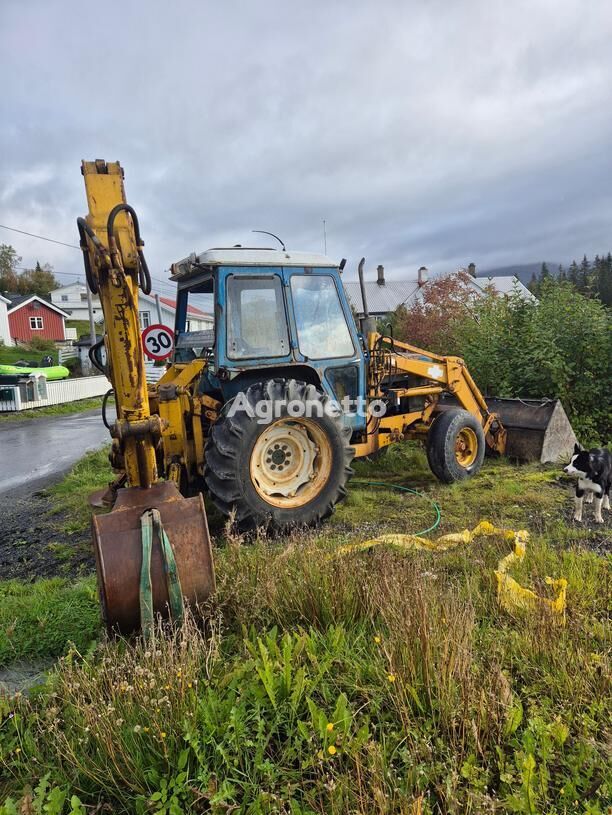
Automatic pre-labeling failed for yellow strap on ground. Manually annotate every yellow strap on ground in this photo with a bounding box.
[335,520,567,621]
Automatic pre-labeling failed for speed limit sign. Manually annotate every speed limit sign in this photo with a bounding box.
[141,323,175,361]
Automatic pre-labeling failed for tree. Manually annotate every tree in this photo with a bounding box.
[528,271,539,295]
[17,261,59,296]
[390,271,476,355]
[455,279,611,444]
[0,244,21,293]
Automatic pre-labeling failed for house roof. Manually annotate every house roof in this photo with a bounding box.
[6,294,70,318]
[473,275,536,300]
[159,296,212,319]
[51,281,87,293]
[342,279,422,315]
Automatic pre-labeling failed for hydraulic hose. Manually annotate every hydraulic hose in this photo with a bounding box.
[107,203,152,294]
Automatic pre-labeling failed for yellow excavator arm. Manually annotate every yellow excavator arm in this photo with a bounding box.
[78,160,214,636]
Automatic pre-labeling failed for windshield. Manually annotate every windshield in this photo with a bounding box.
[226,275,290,359]
[290,275,354,359]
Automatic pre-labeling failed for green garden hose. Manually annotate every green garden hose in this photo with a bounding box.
[351,480,442,537]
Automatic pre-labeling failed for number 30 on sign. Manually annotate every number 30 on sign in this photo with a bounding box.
[141,324,174,361]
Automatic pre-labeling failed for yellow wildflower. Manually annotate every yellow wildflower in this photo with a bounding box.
[327,745,337,755]
[374,635,381,644]
[326,722,334,732]
[387,673,396,683]
[160,731,167,739]
[15,747,21,754]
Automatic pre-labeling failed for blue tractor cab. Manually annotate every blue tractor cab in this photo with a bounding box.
[171,248,368,434]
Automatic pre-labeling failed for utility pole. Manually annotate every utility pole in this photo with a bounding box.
[86,285,97,376]
[155,293,163,324]
[87,286,96,345]
[322,219,327,255]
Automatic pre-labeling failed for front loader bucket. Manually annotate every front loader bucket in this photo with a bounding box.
[487,398,577,463]
[92,481,215,636]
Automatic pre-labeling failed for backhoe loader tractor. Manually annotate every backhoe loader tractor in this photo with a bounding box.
[79,160,577,635]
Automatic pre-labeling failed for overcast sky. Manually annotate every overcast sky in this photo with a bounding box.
[1,0,611,293]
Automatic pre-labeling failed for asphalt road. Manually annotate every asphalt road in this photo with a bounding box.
[0,409,111,496]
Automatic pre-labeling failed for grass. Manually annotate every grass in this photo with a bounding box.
[0,341,59,367]
[0,397,106,422]
[0,443,610,813]
[66,320,101,340]
[0,580,99,668]
[47,447,113,533]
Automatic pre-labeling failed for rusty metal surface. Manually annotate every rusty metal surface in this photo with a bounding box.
[92,481,215,635]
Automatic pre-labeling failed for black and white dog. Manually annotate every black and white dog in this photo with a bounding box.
[563,444,611,524]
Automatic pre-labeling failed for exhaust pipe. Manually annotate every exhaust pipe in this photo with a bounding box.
[358,257,377,339]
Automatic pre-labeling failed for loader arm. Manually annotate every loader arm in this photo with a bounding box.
[78,160,214,636]
[353,331,507,457]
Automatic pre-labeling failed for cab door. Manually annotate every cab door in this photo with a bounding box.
[283,267,367,432]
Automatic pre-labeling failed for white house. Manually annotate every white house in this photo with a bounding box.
[50,282,214,337]
[0,294,13,346]
[138,293,213,332]
[50,281,103,322]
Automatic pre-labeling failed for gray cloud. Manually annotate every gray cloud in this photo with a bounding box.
[1,0,611,290]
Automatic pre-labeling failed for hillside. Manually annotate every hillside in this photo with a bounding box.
[480,262,562,284]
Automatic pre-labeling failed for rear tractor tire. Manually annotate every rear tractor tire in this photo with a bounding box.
[426,409,485,483]
[204,379,354,531]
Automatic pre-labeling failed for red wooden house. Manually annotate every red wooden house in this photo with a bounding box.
[6,295,69,343]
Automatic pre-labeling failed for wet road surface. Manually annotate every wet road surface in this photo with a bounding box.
[0,409,111,496]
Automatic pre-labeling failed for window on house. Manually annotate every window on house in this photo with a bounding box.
[29,316,44,330]
[139,311,151,329]
[80,292,88,302]
[61,295,68,302]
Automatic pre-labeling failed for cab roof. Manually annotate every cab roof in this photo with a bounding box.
[170,247,338,281]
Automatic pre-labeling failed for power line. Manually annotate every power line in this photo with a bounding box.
[2,223,177,293]
[0,223,80,249]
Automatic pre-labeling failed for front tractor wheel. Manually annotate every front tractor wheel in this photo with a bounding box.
[204,379,354,531]
[426,409,485,483]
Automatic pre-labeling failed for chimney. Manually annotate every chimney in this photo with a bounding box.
[468,262,476,277]
[417,266,429,287]
[376,264,385,286]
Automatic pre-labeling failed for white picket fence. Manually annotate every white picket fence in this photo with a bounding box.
[0,375,110,412]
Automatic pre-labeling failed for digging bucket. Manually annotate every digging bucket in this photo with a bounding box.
[487,398,577,463]
[92,481,215,636]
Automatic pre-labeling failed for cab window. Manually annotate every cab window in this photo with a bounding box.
[227,275,290,359]
[290,275,354,359]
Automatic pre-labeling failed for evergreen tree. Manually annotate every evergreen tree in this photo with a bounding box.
[579,254,592,294]
[568,259,580,288]
[596,252,612,306]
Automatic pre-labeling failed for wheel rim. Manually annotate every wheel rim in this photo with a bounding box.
[250,418,332,509]
[455,427,478,467]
